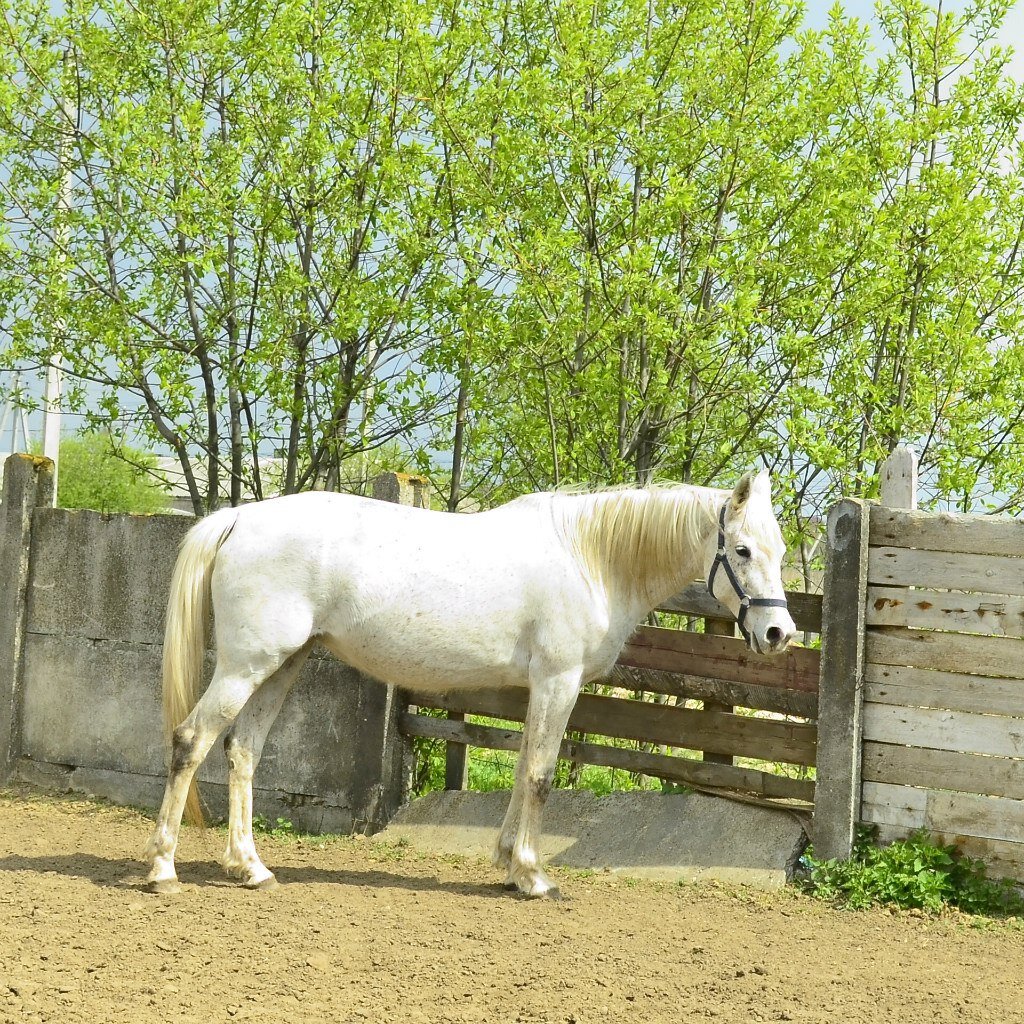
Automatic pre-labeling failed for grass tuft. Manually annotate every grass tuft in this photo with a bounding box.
[800,826,1024,917]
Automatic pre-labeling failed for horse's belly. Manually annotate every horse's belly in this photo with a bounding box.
[317,617,528,692]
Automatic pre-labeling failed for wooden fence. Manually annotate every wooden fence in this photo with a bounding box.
[401,447,1024,881]
[803,446,1024,880]
[401,581,823,809]
[858,503,1024,879]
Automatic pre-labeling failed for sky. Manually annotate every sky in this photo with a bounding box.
[2,0,1024,456]
[807,0,1024,80]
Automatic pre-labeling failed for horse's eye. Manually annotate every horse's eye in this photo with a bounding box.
[736,546,752,559]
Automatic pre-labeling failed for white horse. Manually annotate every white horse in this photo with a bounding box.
[145,469,795,897]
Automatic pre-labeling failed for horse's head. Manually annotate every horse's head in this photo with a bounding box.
[702,470,796,655]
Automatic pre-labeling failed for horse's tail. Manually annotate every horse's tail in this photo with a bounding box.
[162,507,239,828]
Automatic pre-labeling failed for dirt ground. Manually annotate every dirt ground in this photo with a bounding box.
[1,790,1023,1024]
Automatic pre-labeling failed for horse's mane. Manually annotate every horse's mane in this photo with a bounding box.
[550,484,724,603]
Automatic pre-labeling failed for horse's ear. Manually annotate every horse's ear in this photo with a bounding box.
[730,469,770,509]
[730,471,755,509]
[752,468,771,499]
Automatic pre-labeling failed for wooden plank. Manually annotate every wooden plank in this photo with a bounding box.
[866,585,1024,638]
[703,616,736,766]
[400,712,815,803]
[403,686,529,723]
[659,583,823,634]
[402,687,818,766]
[863,702,1024,759]
[871,824,1024,882]
[863,741,1024,800]
[604,664,818,718]
[444,711,468,791]
[868,546,1024,596]
[867,628,1024,679]
[619,626,820,693]
[862,781,1024,846]
[813,498,869,861]
[864,663,1024,717]
[870,505,1024,558]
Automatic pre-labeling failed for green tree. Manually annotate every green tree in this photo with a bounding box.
[417,0,1024,540]
[1,0,1023,534]
[0,0,458,514]
[45,432,169,514]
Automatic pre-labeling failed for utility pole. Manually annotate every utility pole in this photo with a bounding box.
[0,373,33,460]
[42,43,74,502]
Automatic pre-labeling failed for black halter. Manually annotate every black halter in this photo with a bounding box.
[707,503,790,647]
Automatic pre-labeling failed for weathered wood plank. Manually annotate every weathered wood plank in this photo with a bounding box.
[444,711,468,791]
[659,583,823,634]
[870,824,1024,882]
[862,702,1024,758]
[869,505,1024,558]
[864,663,1024,717]
[866,585,1024,638]
[604,664,818,718]
[703,616,736,766]
[813,498,869,862]
[402,687,818,766]
[862,781,1024,846]
[863,741,1024,801]
[867,628,1024,679]
[868,546,1024,596]
[619,626,820,693]
[399,713,815,803]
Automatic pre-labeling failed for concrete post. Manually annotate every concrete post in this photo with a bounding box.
[369,471,429,810]
[372,471,430,509]
[0,455,54,781]
[879,445,918,509]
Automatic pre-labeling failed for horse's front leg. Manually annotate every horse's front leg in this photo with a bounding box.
[503,666,583,899]
[493,724,531,875]
[222,643,312,888]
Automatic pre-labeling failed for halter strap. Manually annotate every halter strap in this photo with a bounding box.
[707,503,789,646]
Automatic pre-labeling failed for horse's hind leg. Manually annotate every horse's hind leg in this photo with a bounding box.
[222,642,313,889]
[504,665,582,899]
[145,661,279,893]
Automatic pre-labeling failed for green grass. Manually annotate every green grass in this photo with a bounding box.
[252,814,300,839]
[801,826,1024,916]
[411,712,672,797]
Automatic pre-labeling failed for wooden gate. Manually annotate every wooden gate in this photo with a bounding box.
[401,583,822,809]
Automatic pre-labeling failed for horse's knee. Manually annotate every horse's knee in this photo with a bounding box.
[170,726,200,774]
[528,771,553,805]
[223,732,255,779]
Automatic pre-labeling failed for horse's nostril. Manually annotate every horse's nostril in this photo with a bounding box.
[766,626,783,646]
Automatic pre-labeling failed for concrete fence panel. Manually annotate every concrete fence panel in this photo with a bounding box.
[1,458,413,834]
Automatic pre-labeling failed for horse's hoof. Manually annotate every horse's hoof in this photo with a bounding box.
[146,878,182,895]
[502,880,519,892]
[244,874,279,891]
[528,885,563,901]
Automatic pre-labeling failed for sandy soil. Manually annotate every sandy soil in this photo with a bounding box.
[0,789,1022,1024]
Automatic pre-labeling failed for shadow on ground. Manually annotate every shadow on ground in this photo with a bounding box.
[0,852,518,900]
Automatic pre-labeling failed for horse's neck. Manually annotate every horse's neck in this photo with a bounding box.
[562,486,722,615]
[624,521,706,613]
